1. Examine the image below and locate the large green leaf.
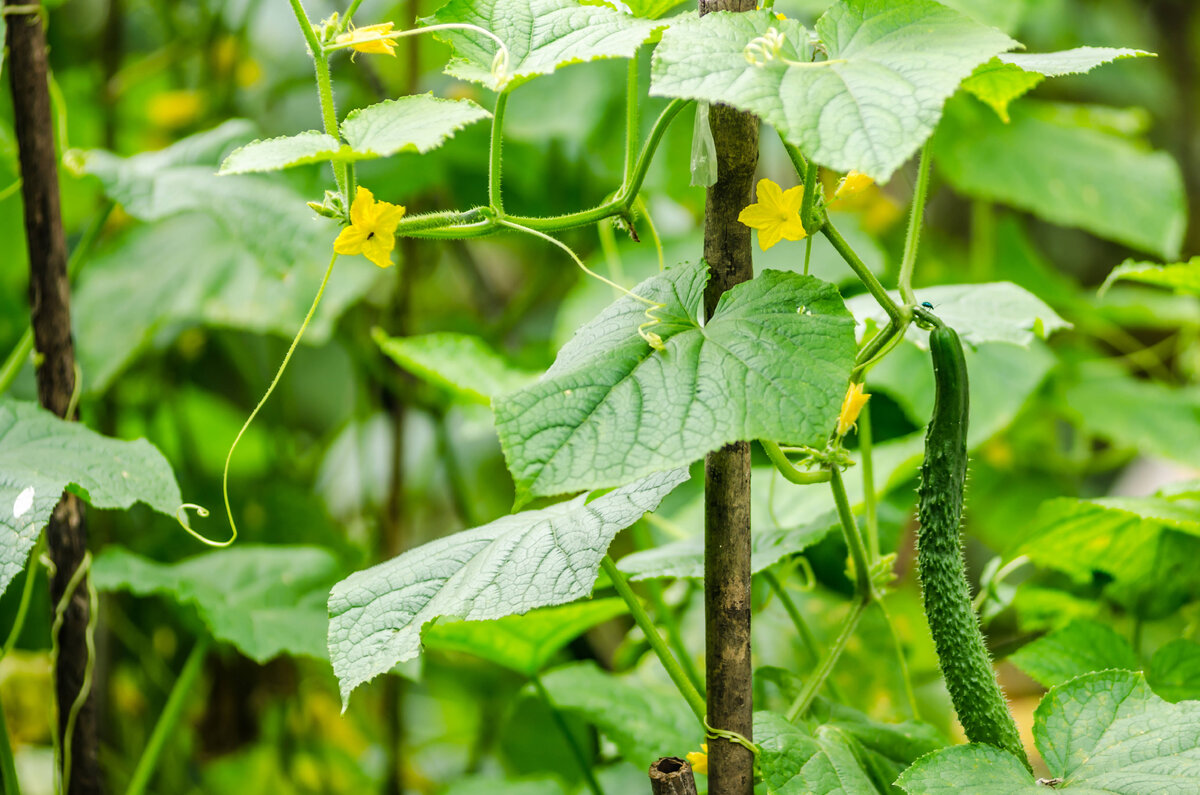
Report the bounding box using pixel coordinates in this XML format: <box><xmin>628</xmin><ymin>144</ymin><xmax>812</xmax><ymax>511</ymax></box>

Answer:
<box><xmin>1008</xmin><ymin>619</ymin><xmax>1139</xmax><ymax>689</ymax></box>
<box><xmin>1013</xmin><ymin>494</ymin><xmax>1200</xmax><ymax>584</ymax></box>
<box><xmin>1149</xmin><ymin>640</ymin><xmax>1200</xmax><ymax>704</ymax></box>
<box><xmin>374</xmin><ymin>328</ymin><xmax>538</xmax><ymax>404</ymax></box>
<box><xmin>756</xmin><ymin>712</ymin><xmax>821</xmax><ymax>793</ymax></box>
<box><xmin>649</xmin><ymin>2</ymin><xmax>1016</xmax><ymax>182</ymax></box>
<box><xmin>494</xmin><ymin>261</ymin><xmax>856</xmax><ymax>504</ymax></box>
<box><xmin>962</xmin><ymin>48</ymin><xmax>1152</xmax><ymax>122</ymax></box>
<box><xmin>218</xmin><ymin>96</ymin><xmax>490</xmax><ymax>174</ymax></box>
<box><xmin>91</xmin><ymin>545</ymin><xmax>341</xmax><ymax>662</ymax></box>
<box><xmin>847</xmin><ymin>281</ymin><xmax>1069</xmax><ymax>349</ymax></box>
<box><xmin>538</xmin><ymin>661</ymin><xmax>697</xmax><ymax>768</ymax></box>
<box><xmin>421</xmin><ymin>598</ymin><xmax>628</xmax><ymax>676</ymax></box>
<box><xmin>617</xmin><ymin>513</ymin><xmax>836</xmax><ymax>580</ymax></box>
<box><xmin>328</xmin><ymin>468</ymin><xmax>687</xmax><ymax>703</ymax></box>
<box><xmin>424</xmin><ymin>0</ymin><xmax>663</xmax><ymax>91</ymax></box>
<box><xmin>0</xmin><ymin>400</ymin><xmax>182</xmax><ymax>598</ymax></box>
<box><xmin>794</xmin><ymin>727</ymin><xmax>879</xmax><ymax>794</ymax></box>
<box><xmin>898</xmin><ymin>671</ymin><xmax>1200</xmax><ymax>792</ymax></box>
<box><xmin>1101</xmin><ymin>258</ymin><xmax>1200</xmax><ymax>297</ymax></box>
<box><xmin>933</xmin><ymin>97</ymin><xmax>1187</xmax><ymax>259</ymax></box>
<box><xmin>73</xmin><ymin>213</ymin><xmax>377</xmax><ymax>393</ymax></box>
<box><xmin>1060</xmin><ymin>363</ymin><xmax>1200</xmax><ymax>469</ymax></box>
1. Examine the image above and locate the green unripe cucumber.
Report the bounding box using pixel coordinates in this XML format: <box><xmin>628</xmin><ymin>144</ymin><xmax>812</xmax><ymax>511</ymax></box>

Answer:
<box><xmin>916</xmin><ymin>323</ymin><xmax>1029</xmax><ymax>768</ymax></box>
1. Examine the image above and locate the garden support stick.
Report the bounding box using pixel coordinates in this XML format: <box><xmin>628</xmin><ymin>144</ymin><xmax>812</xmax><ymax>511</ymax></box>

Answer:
<box><xmin>699</xmin><ymin>0</ymin><xmax>758</xmax><ymax>789</ymax></box>
<box><xmin>6</xmin><ymin>0</ymin><xmax>101</xmax><ymax>790</ymax></box>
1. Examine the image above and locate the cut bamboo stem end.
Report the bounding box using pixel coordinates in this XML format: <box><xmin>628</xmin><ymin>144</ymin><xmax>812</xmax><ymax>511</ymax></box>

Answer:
<box><xmin>649</xmin><ymin>757</ymin><xmax>699</xmax><ymax>795</ymax></box>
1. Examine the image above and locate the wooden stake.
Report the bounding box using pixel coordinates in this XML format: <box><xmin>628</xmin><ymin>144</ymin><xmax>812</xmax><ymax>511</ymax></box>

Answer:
<box><xmin>6</xmin><ymin>1</ymin><xmax>102</xmax><ymax>791</ymax></box>
<box><xmin>699</xmin><ymin>0</ymin><xmax>759</xmax><ymax>793</ymax></box>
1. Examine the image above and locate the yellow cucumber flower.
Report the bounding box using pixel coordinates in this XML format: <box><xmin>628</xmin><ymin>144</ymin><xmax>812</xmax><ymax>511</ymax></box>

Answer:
<box><xmin>738</xmin><ymin>178</ymin><xmax>807</xmax><ymax>251</ymax></box>
<box><xmin>837</xmin><ymin>381</ymin><xmax>871</xmax><ymax>437</ymax></box>
<box><xmin>833</xmin><ymin>170</ymin><xmax>873</xmax><ymax>201</ymax></box>
<box><xmin>333</xmin><ymin>186</ymin><xmax>406</xmax><ymax>268</ymax></box>
<box><xmin>335</xmin><ymin>22</ymin><xmax>398</xmax><ymax>57</ymax></box>
<box><xmin>686</xmin><ymin>743</ymin><xmax>708</xmax><ymax>775</ymax></box>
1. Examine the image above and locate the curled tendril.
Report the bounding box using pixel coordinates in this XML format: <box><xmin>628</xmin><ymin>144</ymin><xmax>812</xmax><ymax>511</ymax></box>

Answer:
<box><xmin>174</xmin><ymin>503</ymin><xmax>230</xmax><ymax>548</ymax></box>
<box><xmin>499</xmin><ymin>219</ymin><xmax>668</xmax><ymax>350</ymax></box>
<box><xmin>744</xmin><ymin>27</ymin><xmax>786</xmax><ymax>66</ymax></box>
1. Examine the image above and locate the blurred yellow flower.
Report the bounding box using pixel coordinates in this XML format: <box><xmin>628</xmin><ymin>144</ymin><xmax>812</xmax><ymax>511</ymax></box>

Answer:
<box><xmin>837</xmin><ymin>381</ymin><xmax>870</xmax><ymax>437</ymax></box>
<box><xmin>333</xmin><ymin>187</ymin><xmax>406</xmax><ymax>268</ymax></box>
<box><xmin>335</xmin><ymin>22</ymin><xmax>398</xmax><ymax>57</ymax></box>
<box><xmin>738</xmin><ymin>178</ymin><xmax>807</xmax><ymax>251</ymax></box>
<box><xmin>147</xmin><ymin>90</ymin><xmax>204</xmax><ymax>129</ymax></box>
<box><xmin>686</xmin><ymin>743</ymin><xmax>708</xmax><ymax>775</ymax></box>
<box><xmin>833</xmin><ymin>170</ymin><xmax>873</xmax><ymax>201</ymax></box>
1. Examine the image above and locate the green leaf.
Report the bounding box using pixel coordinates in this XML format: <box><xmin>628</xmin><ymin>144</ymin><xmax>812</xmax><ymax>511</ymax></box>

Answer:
<box><xmin>896</xmin><ymin>744</ymin><xmax>1040</xmax><ymax>794</ymax></box>
<box><xmin>1008</xmin><ymin>619</ymin><xmax>1139</xmax><ymax>688</ymax></box>
<box><xmin>218</xmin><ymin>96</ymin><xmax>491</xmax><ymax>174</ymax></box>
<box><xmin>328</xmin><ymin>468</ymin><xmax>687</xmax><ymax>704</ymax></box>
<box><xmin>1000</xmin><ymin>47</ymin><xmax>1154</xmax><ymax>78</ymax></box>
<box><xmin>342</xmin><ymin>95</ymin><xmax>491</xmax><ymax>155</ymax></box>
<box><xmin>1013</xmin><ymin>495</ymin><xmax>1200</xmax><ymax>584</ymax></box>
<box><xmin>374</xmin><ymin>328</ymin><xmax>538</xmax><ymax>404</ymax></box>
<box><xmin>899</xmin><ymin>671</ymin><xmax>1200</xmax><ymax>792</ymax></box>
<box><xmin>848</xmin><ymin>282</ymin><xmax>1069</xmax><ymax>349</ymax></box>
<box><xmin>1060</xmin><ymin>363</ymin><xmax>1200</xmax><ymax>469</ymax></box>
<box><xmin>649</xmin><ymin>3</ymin><xmax>1016</xmax><ymax>182</ymax></box>
<box><xmin>538</xmin><ymin>661</ymin><xmax>698</xmax><ymax>768</ymax></box>
<box><xmin>963</xmin><ymin>48</ymin><xmax>1153</xmax><ymax>123</ymax></box>
<box><xmin>0</xmin><ymin>399</ymin><xmax>182</xmax><ymax>598</ymax></box>
<box><xmin>794</xmin><ymin>726</ymin><xmax>879</xmax><ymax>795</ymax></box>
<box><xmin>217</xmin><ymin>130</ymin><xmax>342</xmax><ymax>174</ymax></box>
<box><xmin>959</xmin><ymin>61</ymin><xmax>1044</xmax><ymax>123</ymax></box>
<box><xmin>424</xmin><ymin>0</ymin><xmax>663</xmax><ymax>91</ymax></box>
<box><xmin>1038</xmin><ymin>671</ymin><xmax>1200</xmax><ymax>789</ymax></box>
<box><xmin>494</xmin><ymin>261</ymin><xmax>856</xmax><ymax>504</ymax></box>
<box><xmin>421</xmin><ymin>598</ymin><xmax>628</xmax><ymax>676</ymax></box>
<box><xmin>91</xmin><ymin>545</ymin><xmax>341</xmax><ymax>662</ymax></box>
<box><xmin>73</xmin><ymin>213</ymin><xmax>377</xmax><ymax>393</ymax></box>
<box><xmin>1149</xmin><ymin>640</ymin><xmax>1200</xmax><ymax>703</ymax></box>
<box><xmin>1101</xmin><ymin>258</ymin><xmax>1200</xmax><ymax>297</ymax></box>
<box><xmin>756</xmin><ymin>711</ymin><xmax>820</xmax><ymax>793</ymax></box>
<box><xmin>617</xmin><ymin>513</ymin><xmax>836</xmax><ymax>580</ymax></box>
<box><xmin>933</xmin><ymin>97</ymin><xmax>1187</xmax><ymax>259</ymax></box>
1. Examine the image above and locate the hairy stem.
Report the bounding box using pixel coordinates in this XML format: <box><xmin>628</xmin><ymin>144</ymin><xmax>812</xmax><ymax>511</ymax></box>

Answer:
<box><xmin>602</xmin><ymin>556</ymin><xmax>707</xmax><ymax>725</ymax></box>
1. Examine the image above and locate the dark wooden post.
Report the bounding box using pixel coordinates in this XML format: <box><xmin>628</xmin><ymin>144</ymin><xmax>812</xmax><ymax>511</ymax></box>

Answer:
<box><xmin>6</xmin><ymin>0</ymin><xmax>102</xmax><ymax>791</ymax></box>
<box><xmin>649</xmin><ymin>757</ymin><xmax>699</xmax><ymax>795</ymax></box>
<box><xmin>699</xmin><ymin>0</ymin><xmax>759</xmax><ymax>793</ymax></box>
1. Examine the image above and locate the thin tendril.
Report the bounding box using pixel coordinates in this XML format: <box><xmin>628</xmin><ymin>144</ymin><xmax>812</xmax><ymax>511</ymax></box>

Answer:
<box><xmin>499</xmin><ymin>219</ymin><xmax>667</xmax><ymax>349</ymax></box>
<box><xmin>181</xmin><ymin>251</ymin><xmax>339</xmax><ymax>547</ymax></box>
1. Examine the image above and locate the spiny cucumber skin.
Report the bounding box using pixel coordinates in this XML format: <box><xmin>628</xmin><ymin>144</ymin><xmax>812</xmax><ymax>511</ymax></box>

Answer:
<box><xmin>916</xmin><ymin>325</ymin><xmax>1029</xmax><ymax>769</ymax></box>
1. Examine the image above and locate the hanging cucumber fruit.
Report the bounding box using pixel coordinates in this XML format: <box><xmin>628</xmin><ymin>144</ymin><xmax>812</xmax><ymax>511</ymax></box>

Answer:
<box><xmin>914</xmin><ymin>309</ymin><xmax>1030</xmax><ymax>769</ymax></box>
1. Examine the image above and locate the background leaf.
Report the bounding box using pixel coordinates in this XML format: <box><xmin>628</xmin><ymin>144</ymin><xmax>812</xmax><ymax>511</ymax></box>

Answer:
<box><xmin>421</xmin><ymin>598</ymin><xmax>628</xmax><ymax>676</ymax></box>
<box><xmin>933</xmin><ymin>97</ymin><xmax>1187</xmax><ymax>259</ymax></box>
<box><xmin>92</xmin><ymin>545</ymin><xmax>342</xmax><ymax>662</ymax></box>
<box><xmin>374</xmin><ymin>329</ymin><xmax>538</xmax><ymax>404</ymax></box>
<box><xmin>1008</xmin><ymin>618</ymin><xmax>1139</xmax><ymax>688</ymax></box>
